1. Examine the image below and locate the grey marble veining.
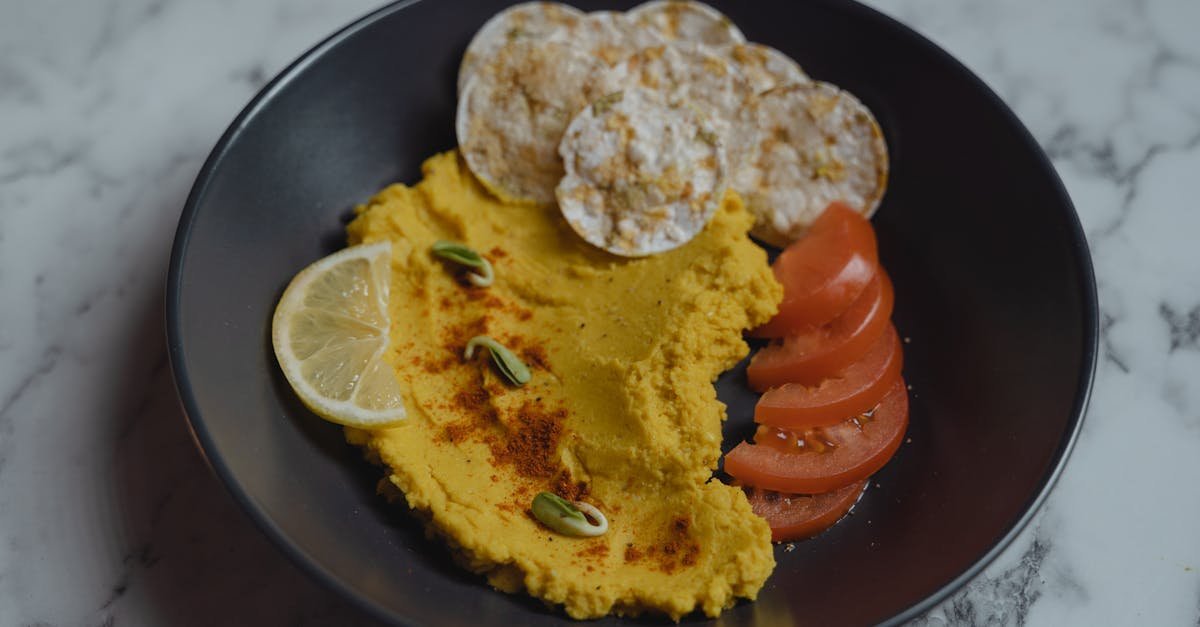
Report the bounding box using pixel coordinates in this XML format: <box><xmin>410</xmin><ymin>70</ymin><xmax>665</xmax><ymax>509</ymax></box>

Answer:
<box><xmin>1</xmin><ymin>0</ymin><xmax>1197</xmax><ymax>625</ymax></box>
<box><xmin>889</xmin><ymin>0</ymin><xmax>1200</xmax><ymax>624</ymax></box>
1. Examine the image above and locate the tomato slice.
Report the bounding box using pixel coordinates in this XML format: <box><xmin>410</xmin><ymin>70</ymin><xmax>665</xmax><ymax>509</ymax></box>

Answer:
<box><xmin>751</xmin><ymin>202</ymin><xmax>878</xmax><ymax>338</ymax></box>
<box><xmin>755</xmin><ymin>325</ymin><xmax>902</xmax><ymax>428</ymax></box>
<box><xmin>746</xmin><ymin>481</ymin><xmax>867</xmax><ymax>542</ymax></box>
<box><xmin>748</xmin><ymin>272</ymin><xmax>894</xmax><ymax>391</ymax></box>
<box><xmin>724</xmin><ymin>379</ymin><xmax>908</xmax><ymax>494</ymax></box>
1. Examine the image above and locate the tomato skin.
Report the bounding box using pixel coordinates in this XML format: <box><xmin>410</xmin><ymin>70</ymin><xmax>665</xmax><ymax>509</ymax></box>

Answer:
<box><xmin>751</xmin><ymin>202</ymin><xmax>879</xmax><ymax>338</ymax></box>
<box><xmin>748</xmin><ymin>272</ymin><xmax>894</xmax><ymax>391</ymax></box>
<box><xmin>725</xmin><ymin>379</ymin><xmax>909</xmax><ymax>494</ymax></box>
<box><xmin>755</xmin><ymin>325</ymin><xmax>903</xmax><ymax>429</ymax></box>
<box><xmin>747</xmin><ymin>481</ymin><xmax>867</xmax><ymax>542</ymax></box>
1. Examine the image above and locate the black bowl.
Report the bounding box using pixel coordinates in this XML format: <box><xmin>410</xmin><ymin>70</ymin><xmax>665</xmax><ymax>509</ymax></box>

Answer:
<box><xmin>167</xmin><ymin>0</ymin><xmax>1098</xmax><ymax>624</ymax></box>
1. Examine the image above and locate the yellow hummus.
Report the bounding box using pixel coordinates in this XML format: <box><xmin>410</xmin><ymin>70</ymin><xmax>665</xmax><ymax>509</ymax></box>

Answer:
<box><xmin>344</xmin><ymin>151</ymin><xmax>782</xmax><ymax>619</ymax></box>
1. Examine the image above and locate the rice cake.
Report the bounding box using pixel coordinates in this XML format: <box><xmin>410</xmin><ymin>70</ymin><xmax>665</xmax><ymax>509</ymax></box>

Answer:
<box><xmin>457</xmin><ymin>40</ymin><xmax>619</xmax><ymax>205</ymax></box>
<box><xmin>627</xmin><ymin>0</ymin><xmax>745</xmax><ymax>46</ymax></box>
<box><xmin>457</xmin><ymin>2</ymin><xmax>584</xmax><ymax>94</ymax></box>
<box><xmin>617</xmin><ymin>43</ymin><xmax>752</xmax><ymax>138</ymax></box>
<box><xmin>557</xmin><ymin>89</ymin><xmax>728</xmax><ymax>256</ymax></box>
<box><xmin>727</xmin><ymin>42</ymin><xmax>809</xmax><ymax>94</ymax></box>
<box><xmin>733</xmin><ymin>81</ymin><xmax>889</xmax><ymax>247</ymax></box>
<box><xmin>575</xmin><ymin>10</ymin><xmax>668</xmax><ymax>67</ymax></box>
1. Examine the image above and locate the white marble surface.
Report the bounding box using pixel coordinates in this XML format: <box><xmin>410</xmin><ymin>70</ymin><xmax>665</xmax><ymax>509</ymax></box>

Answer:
<box><xmin>1</xmin><ymin>0</ymin><xmax>1197</xmax><ymax>625</ymax></box>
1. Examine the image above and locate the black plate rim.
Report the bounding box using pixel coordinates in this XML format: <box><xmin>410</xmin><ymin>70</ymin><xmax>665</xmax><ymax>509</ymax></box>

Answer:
<box><xmin>164</xmin><ymin>1</ymin><xmax>1100</xmax><ymax>625</ymax></box>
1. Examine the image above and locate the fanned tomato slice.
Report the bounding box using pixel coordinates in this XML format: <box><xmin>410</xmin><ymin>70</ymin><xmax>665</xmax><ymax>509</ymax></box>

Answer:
<box><xmin>725</xmin><ymin>379</ymin><xmax>909</xmax><ymax>494</ymax></box>
<box><xmin>751</xmin><ymin>202</ymin><xmax>879</xmax><ymax>338</ymax></box>
<box><xmin>746</xmin><ymin>480</ymin><xmax>867</xmax><ymax>542</ymax></box>
<box><xmin>755</xmin><ymin>325</ymin><xmax>903</xmax><ymax>429</ymax></box>
<box><xmin>748</xmin><ymin>272</ymin><xmax>894</xmax><ymax>391</ymax></box>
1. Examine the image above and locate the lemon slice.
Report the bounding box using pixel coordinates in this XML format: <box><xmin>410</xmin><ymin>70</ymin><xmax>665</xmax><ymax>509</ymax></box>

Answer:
<box><xmin>271</xmin><ymin>241</ymin><xmax>406</xmax><ymax>427</ymax></box>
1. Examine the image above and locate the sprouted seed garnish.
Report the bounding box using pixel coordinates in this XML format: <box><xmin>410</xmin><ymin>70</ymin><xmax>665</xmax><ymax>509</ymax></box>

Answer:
<box><xmin>532</xmin><ymin>492</ymin><xmax>608</xmax><ymax>537</ymax></box>
<box><xmin>464</xmin><ymin>335</ymin><xmax>531</xmax><ymax>386</ymax></box>
<box><xmin>432</xmin><ymin>241</ymin><xmax>494</xmax><ymax>287</ymax></box>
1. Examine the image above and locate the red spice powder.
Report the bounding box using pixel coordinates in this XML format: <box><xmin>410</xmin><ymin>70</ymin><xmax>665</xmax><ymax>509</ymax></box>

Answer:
<box><xmin>553</xmin><ymin>472</ymin><xmax>589</xmax><ymax>502</ymax></box>
<box><xmin>442</xmin><ymin>421</ymin><xmax>473</xmax><ymax>444</ymax></box>
<box><xmin>653</xmin><ymin>516</ymin><xmax>700</xmax><ymax>573</ymax></box>
<box><xmin>452</xmin><ymin>387</ymin><xmax>497</xmax><ymax>421</ymax></box>
<box><xmin>442</xmin><ymin>317</ymin><xmax>489</xmax><ymax>350</ymax></box>
<box><xmin>491</xmin><ymin>401</ymin><xmax>567</xmax><ymax>478</ymax></box>
<box><xmin>624</xmin><ymin>545</ymin><xmax>644</xmax><ymax>563</ymax></box>
<box><xmin>521</xmin><ymin>345</ymin><xmax>551</xmax><ymax>372</ymax></box>
<box><xmin>576</xmin><ymin>542</ymin><xmax>609</xmax><ymax>559</ymax></box>
<box><xmin>423</xmin><ymin>355</ymin><xmax>457</xmax><ymax>374</ymax></box>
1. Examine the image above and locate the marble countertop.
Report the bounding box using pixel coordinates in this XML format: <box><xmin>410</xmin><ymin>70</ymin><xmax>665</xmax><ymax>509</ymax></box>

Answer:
<box><xmin>2</xmin><ymin>0</ymin><xmax>1197</xmax><ymax>625</ymax></box>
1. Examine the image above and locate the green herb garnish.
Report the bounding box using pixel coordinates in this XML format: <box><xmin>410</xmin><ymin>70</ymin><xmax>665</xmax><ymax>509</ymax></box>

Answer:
<box><xmin>432</xmin><ymin>241</ymin><xmax>494</xmax><ymax>287</ymax></box>
<box><xmin>464</xmin><ymin>336</ymin><xmax>531</xmax><ymax>386</ymax></box>
<box><xmin>592</xmin><ymin>91</ymin><xmax>624</xmax><ymax>116</ymax></box>
<box><xmin>531</xmin><ymin>492</ymin><xmax>608</xmax><ymax>537</ymax></box>
<box><xmin>695</xmin><ymin>127</ymin><xmax>719</xmax><ymax>146</ymax></box>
